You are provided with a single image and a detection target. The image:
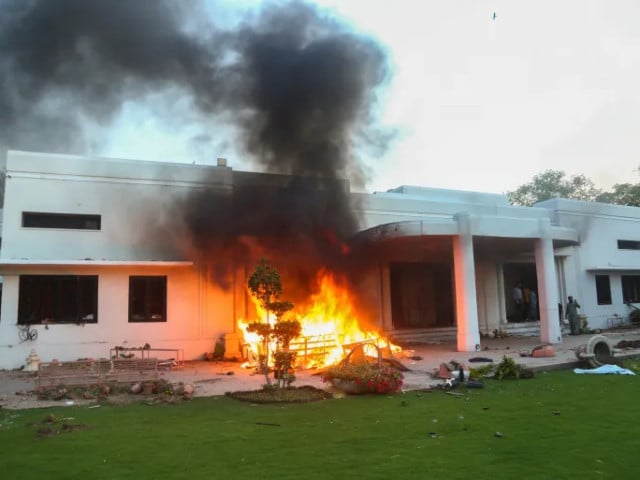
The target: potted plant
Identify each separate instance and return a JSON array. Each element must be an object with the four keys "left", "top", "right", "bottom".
[
  {"left": 321, "top": 343, "right": 404, "bottom": 396},
  {"left": 272, "top": 350, "right": 297, "bottom": 387}
]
